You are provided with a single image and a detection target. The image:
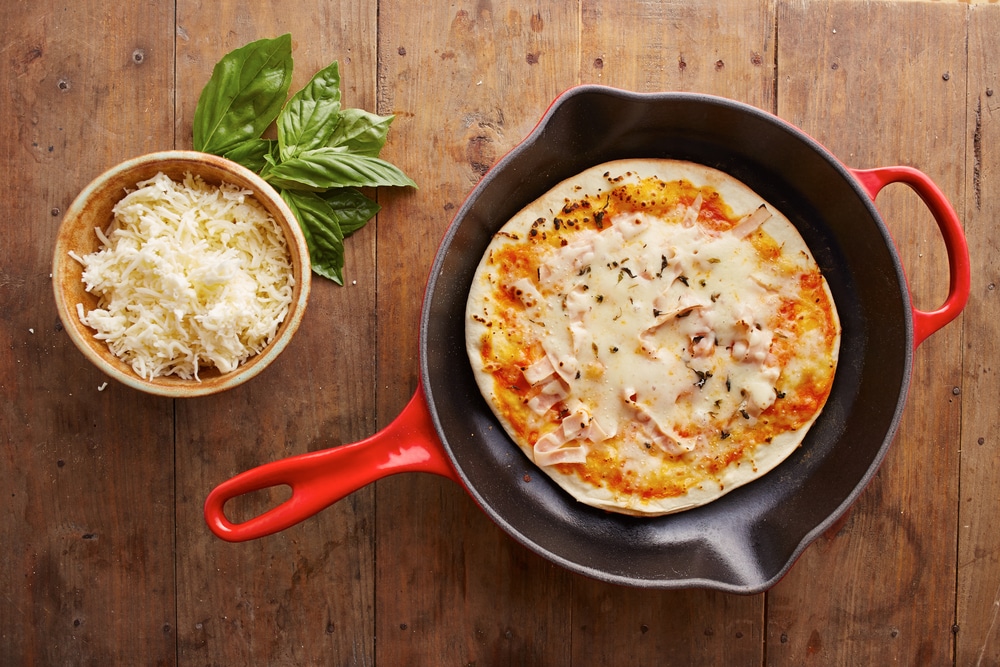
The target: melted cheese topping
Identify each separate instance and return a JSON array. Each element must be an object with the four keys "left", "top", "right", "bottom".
[
  {"left": 532, "top": 210, "right": 785, "bottom": 454},
  {"left": 467, "top": 160, "right": 840, "bottom": 515},
  {"left": 70, "top": 172, "right": 295, "bottom": 381}
]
